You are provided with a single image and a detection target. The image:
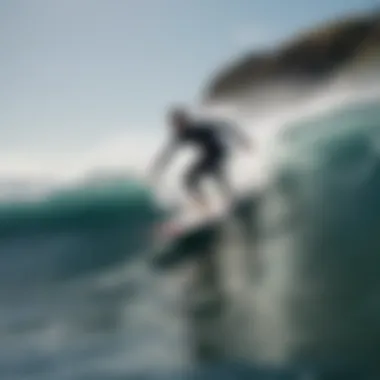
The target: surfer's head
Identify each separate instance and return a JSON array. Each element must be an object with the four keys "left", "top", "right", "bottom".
[{"left": 167, "top": 105, "right": 191, "bottom": 131}]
